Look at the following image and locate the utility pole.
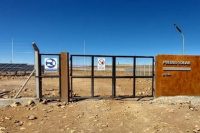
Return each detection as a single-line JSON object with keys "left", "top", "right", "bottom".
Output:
{"left": 11, "top": 39, "right": 14, "bottom": 63}
{"left": 83, "top": 40, "right": 86, "bottom": 71}
{"left": 174, "top": 24, "right": 185, "bottom": 55}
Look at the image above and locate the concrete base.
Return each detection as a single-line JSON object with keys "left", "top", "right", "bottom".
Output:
{"left": 0, "top": 98, "right": 38, "bottom": 107}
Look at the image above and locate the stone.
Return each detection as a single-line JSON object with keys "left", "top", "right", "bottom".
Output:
{"left": 4, "top": 117, "right": 11, "bottom": 120}
{"left": 27, "top": 100, "right": 35, "bottom": 106}
{"left": 189, "top": 107, "right": 194, "bottom": 111}
{"left": 56, "top": 103, "right": 62, "bottom": 107}
{"left": 60, "top": 105, "right": 65, "bottom": 108}
{"left": 70, "top": 129, "right": 76, "bottom": 133}
{"left": 20, "top": 127, "right": 26, "bottom": 130}
{"left": 14, "top": 120, "right": 23, "bottom": 126}
{"left": 193, "top": 129, "right": 198, "bottom": 133}
{"left": 62, "top": 102, "right": 68, "bottom": 105}
{"left": 16, "top": 121, "right": 23, "bottom": 126}
{"left": 10, "top": 102, "right": 21, "bottom": 107}
{"left": 42, "top": 109, "right": 47, "bottom": 111}
{"left": 28, "top": 115, "right": 37, "bottom": 120}
{"left": 57, "top": 99, "right": 61, "bottom": 102}
{"left": 0, "top": 127, "right": 5, "bottom": 131}
{"left": 46, "top": 109, "right": 53, "bottom": 113}
{"left": 62, "top": 116, "right": 67, "bottom": 119}
{"left": 101, "top": 124, "right": 108, "bottom": 128}
{"left": 41, "top": 99, "right": 48, "bottom": 104}
{"left": 186, "top": 129, "right": 190, "bottom": 132}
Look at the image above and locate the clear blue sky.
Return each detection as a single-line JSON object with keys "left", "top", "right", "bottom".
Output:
{"left": 0, "top": 0, "right": 200, "bottom": 64}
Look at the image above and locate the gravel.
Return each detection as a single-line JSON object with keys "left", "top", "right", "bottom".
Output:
{"left": 153, "top": 96, "right": 200, "bottom": 105}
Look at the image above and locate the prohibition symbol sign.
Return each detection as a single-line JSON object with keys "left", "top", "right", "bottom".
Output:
{"left": 97, "top": 58, "right": 105, "bottom": 70}
{"left": 44, "top": 58, "right": 58, "bottom": 71}
{"left": 98, "top": 58, "right": 105, "bottom": 65}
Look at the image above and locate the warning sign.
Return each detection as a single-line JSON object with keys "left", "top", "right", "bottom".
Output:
{"left": 97, "top": 58, "right": 105, "bottom": 70}
{"left": 44, "top": 58, "right": 58, "bottom": 71}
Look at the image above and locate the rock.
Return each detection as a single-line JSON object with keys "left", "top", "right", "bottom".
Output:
{"left": 62, "top": 116, "right": 67, "bottom": 119}
{"left": 186, "top": 129, "right": 190, "bottom": 132}
{"left": 42, "top": 109, "right": 47, "bottom": 111}
{"left": 15, "top": 121, "right": 23, "bottom": 126}
{"left": 4, "top": 116, "right": 11, "bottom": 120}
{"left": 20, "top": 127, "right": 26, "bottom": 130}
{"left": 56, "top": 103, "right": 62, "bottom": 107}
{"left": 63, "top": 102, "right": 69, "bottom": 105}
{"left": 46, "top": 109, "right": 53, "bottom": 113}
{"left": 27, "top": 100, "right": 35, "bottom": 106}
{"left": 0, "top": 126, "right": 5, "bottom": 131}
{"left": 14, "top": 120, "right": 20, "bottom": 123}
{"left": 28, "top": 115, "right": 37, "bottom": 120}
{"left": 194, "top": 125, "right": 200, "bottom": 131}
{"left": 189, "top": 107, "right": 194, "bottom": 111}
{"left": 30, "top": 106, "right": 37, "bottom": 110}
{"left": 57, "top": 99, "right": 61, "bottom": 102}
{"left": 101, "top": 124, "right": 108, "bottom": 128}
{"left": 10, "top": 102, "right": 21, "bottom": 107}
{"left": 70, "top": 129, "right": 76, "bottom": 133}
{"left": 41, "top": 99, "right": 48, "bottom": 104}
{"left": 188, "top": 101, "right": 198, "bottom": 111}
{"left": 60, "top": 105, "right": 65, "bottom": 108}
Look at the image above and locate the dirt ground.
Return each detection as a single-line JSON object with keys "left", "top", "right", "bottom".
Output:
{"left": 0, "top": 76, "right": 200, "bottom": 133}
{"left": 0, "top": 99, "right": 200, "bottom": 133}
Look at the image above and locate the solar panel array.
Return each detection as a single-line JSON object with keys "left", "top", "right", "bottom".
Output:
{"left": 0, "top": 63, "right": 34, "bottom": 76}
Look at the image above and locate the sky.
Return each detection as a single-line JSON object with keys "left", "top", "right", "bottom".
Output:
{"left": 0, "top": 0, "right": 200, "bottom": 64}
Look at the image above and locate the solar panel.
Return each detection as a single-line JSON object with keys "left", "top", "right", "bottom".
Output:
{"left": 0, "top": 63, "right": 34, "bottom": 75}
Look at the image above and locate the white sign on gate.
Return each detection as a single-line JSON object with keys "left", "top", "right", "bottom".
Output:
{"left": 97, "top": 58, "right": 105, "bottom": 70}
{"left": 44, "top": 58, "right": 58, "bottom": 71}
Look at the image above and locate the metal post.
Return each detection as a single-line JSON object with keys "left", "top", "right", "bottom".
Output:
{"left": 149, "top": 64, "right": 151, "bottom": 76}
{"left": 112, "top": 57, "right": 116, "bottom": 97}
{"left": 11, "top": 39, "right": 14, "bottom": 63}
{"left": 32, "top": 43, "right": 42, "bottom": 99}
{"left": 152, "top": 58, "right": 155, "bottom": 97}
{"left": 181, "top": 33, "right": 185, "bottom": 55}
{"left": 91, "top": 56, "right": 94, "bottom": 97}
{"left": 133, "top": 57, "right": 136, "bottom": 97}
{"left": 70, "top": 56, "right": 73, "bottom": 100}
{"left": 174, "top": 24, "right": 185, "bottom": 55}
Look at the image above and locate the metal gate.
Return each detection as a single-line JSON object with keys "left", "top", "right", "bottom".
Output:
{"left": 70, "top": 55, "right": 154, "bottom": 100}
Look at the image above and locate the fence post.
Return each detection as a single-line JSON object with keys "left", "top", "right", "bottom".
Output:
{"left": 60, "top": 52, "right": 69, "bottom": 102}
{"left": 32, "top": 43, "right": 42, "bottom": 99}
{"left": 112, "top": 57, "right": 116, "bottom": 97}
